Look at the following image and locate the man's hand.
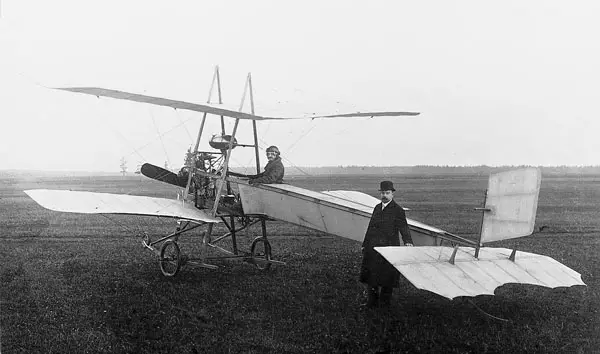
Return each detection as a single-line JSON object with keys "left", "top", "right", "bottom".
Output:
{"left": 405, "top": 243, "right": 414, "bottom": 247}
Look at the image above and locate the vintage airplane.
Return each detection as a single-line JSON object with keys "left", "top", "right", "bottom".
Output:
{"left": 25, "top": 66, "right": 585, "bottom": 300}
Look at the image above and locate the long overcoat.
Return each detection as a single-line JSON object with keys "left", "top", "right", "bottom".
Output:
{"left": 360, "top": 199, "right": 413, "bottom": 287}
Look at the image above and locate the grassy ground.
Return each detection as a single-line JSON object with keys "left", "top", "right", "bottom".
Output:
{"left": 1, "top": 173, "right": 598, "bottom": 353}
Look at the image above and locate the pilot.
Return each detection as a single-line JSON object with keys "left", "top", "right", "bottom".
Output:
{"left": 229, "top": 145, "right": 284, "bottom": 185}
{"left": 360, "top": 180, "right": 413, "bottom": 308}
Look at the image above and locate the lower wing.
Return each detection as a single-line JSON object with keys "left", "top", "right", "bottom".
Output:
{"left": 24, "top": 189, "right": 220, "bottom": 223}
{"left": 375, "top": 246, "right": 586, "bottom": 299}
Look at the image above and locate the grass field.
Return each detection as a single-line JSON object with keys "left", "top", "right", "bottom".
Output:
{"left": 1, "top": 173, "right": 598, "bottom": 353}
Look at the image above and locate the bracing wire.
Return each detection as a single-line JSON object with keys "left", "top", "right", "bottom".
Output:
{"left": 257, "top": 138, "right": 312, "bottom": 177}
{"left": 466, "top": 299, "right": 510, "bottom": 322}
{"left": 15, "top": 72, "right": 183, "bottom": 238}
{"left": 148, "top": 108, "right": 172, "bottom": 170}
{"left": 111, "top": 128, "right": 147, "bottom": 162}
{"left": 285, "top": 122, "right": 319, "bottom": 153}
{"left": 175, "top": 110, "right": 195, "bottom": 145}
{"left": 100, "top": 213, "right": 143, "bottom": 237}
{"left": 117, "top": 115, "right": 197, "bottom": 163}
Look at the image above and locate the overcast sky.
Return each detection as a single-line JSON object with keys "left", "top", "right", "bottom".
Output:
{"left": 1, "top": 0, "right": 599, "bottom": 171}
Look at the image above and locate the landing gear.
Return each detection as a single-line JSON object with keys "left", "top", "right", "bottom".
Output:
{"left": 160, "top": 240, "right": 182, "bottom": 277}
{"left": 250, "top": 236, "right": 272, "bottom": 271}
{"left": 143, "top": 217, "right": 283, "bottom": 277}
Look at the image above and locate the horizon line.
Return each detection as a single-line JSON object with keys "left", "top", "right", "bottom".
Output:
{"left": 2, "top": 164, "right": 600, "bottom": 175}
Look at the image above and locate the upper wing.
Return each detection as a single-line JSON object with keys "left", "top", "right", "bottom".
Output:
{"left": 56, "top": 87, "right": 420, "bottom": 120}
{"left": 375, "top": 246, "right": 585, "bottom": 299}
{"left": 25, "top": 189, "right": 220, "bottom": 223}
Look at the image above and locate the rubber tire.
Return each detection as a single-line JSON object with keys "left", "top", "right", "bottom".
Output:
{"left": 159, "top": 240, "right": 182, "bottom": 277}
{"left": 250, "top": 237, "right": 272, "bottom": 271}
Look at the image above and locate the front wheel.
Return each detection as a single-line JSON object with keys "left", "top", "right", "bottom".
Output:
{"left": 159, "top": 240, "right": 182, "bottom": 277}
{"left": 250, "top": 237, "right": 272, "bottom": 271}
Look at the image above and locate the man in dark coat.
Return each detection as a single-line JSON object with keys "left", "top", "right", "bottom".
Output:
{"left": 229, "top": 145, "right": 284, "bottom": 184}
{"left": 249, "top": 146, "right": 284, "bottom": 184}
{"left": 360, "top": 180, "right": 413, "bottom": 308}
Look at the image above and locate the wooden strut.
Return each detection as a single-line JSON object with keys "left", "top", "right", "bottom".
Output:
{"left": 213, "top": 67, "right": 239, "bottom": 255}
{"left": 183, "top": 66, "right": 221, "bottom": 201}
{"left": 246, "top": 73, "right": 270, "bottom": 242}
{"left": 210, "top": 73, "right": 251, "bottom": 217}
{"left": 509, "top": 248, "right": 517, "bottom": 262}
{"left": 177, "top": 68, "right": 277, "bottom": 271}
{"left": 191, "top": 66, "right": 223, "bottom": 268}
{"left": 449, "top": 245, "right": 459, "bottom": 265}
{"left": 200, "top": 71, "right": 252, "bottom": 268}
{"left": 474, "top": 189, "right": 489, "bottom": 259}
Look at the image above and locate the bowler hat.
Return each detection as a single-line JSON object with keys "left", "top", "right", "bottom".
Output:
{"left": 379, "top": 181, "right": 395, "bottom": 192}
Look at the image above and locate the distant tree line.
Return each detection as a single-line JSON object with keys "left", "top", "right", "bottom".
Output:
{"left": 283, "top": 165, "right": 600, "bottom": 176}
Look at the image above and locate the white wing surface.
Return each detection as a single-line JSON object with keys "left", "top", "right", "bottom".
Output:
{"left": 375, "top": 246, "right": 585, "bottom": 299}
{"left": 480, "top": 168, "right": 542, "bottom": 243}
{"left": 56, "top": 87, "right": 420, "bottom": 120}
{"left": 321, "top": 190, "right": 412, "bottom": 212}
{"left": 321, "top": 190, "right": 381, "bottom": 209}
{"left": 25, "top": 189, "right": 220, "bottom": 223}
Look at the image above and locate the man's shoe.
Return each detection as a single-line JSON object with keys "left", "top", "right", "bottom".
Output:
{"left": 360, "top": 287, "right": 379, "bottom": 309}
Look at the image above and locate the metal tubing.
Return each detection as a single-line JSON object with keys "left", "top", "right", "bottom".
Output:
{"left": 252, "top": 121, "right": 261, "bottom": 173}
{"left": 201, "top": 223, "right": 214, "bottom": 263}
{"left": 219, "top": 217, "right": 232, "bottom": 232}
{"left": 249, "top": 73, "right": 261, "bottom": 174}
{"left": 231, "top": 216, "right": 238, "bottom": 255}
{"left": 211, "top": 73, "right": 249, "bottom": 217}
{"left": 211, "top": 118, "right": 240, "bottom": 216}
{"left": 149, "top": 223, "right": 203, "bottom": 247}
{"left": 260, "top": 217, "right": 268, "bottom": 240}
{"left": 185, "top": 66, "right": 221, "bottom": 200}
{"left": 207, "top": 243, "right": 235, "bottom": 256}
{"left": 211, "top": 231, "right": 232, "bottom": 244}
{"left": 185, "top": 260, "right": 219, "bottom": 270}
{"left": 217, "top": 66, "right": 225, "bottom": 135}
{"left": 184, "top": 112, "right": 207, "bottom": 200}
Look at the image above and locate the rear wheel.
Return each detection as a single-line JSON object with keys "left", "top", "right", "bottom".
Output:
{"left": 250, "top": 237, "right": 272, "bottom": 271}
{"left": 160, "top": 240, "right": 182, "bottom": 277}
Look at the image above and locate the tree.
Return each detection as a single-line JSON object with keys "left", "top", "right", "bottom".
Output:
{"left": 120, "top": 157, "right": 128, "bottom": 176}
{"left": 183, "top": 147, "right": 194, "bottom": 168}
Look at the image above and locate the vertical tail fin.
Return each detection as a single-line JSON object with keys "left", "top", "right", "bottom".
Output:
{"left": 479, "top": 168, "right": 542, "bottom": 244}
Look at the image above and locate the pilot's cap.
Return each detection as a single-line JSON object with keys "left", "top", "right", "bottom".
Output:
{"left": 266, "top": 146, "right": 280, "bottom": 155}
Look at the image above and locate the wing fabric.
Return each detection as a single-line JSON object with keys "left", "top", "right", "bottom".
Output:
{"left": 24, "top": 189, "right": 220, "bottom": 223}
{"left": 375, "top": 246, "right": 585, "bottom": 299}
{"left": 480, "top": 168, "right": 542, "bottom": 243}
{"left": 321, "top": 190, "right": 412, "bottom": 212}
{"left": 321, "top": 190, "right": 381, "bottom": 209}
{"left": 56, "top": 87, "right": 420, "bottom": 120}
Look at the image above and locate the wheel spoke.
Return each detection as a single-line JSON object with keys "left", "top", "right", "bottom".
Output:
{"left": 160, "top": 240, "right": 182, "bottom": 277}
